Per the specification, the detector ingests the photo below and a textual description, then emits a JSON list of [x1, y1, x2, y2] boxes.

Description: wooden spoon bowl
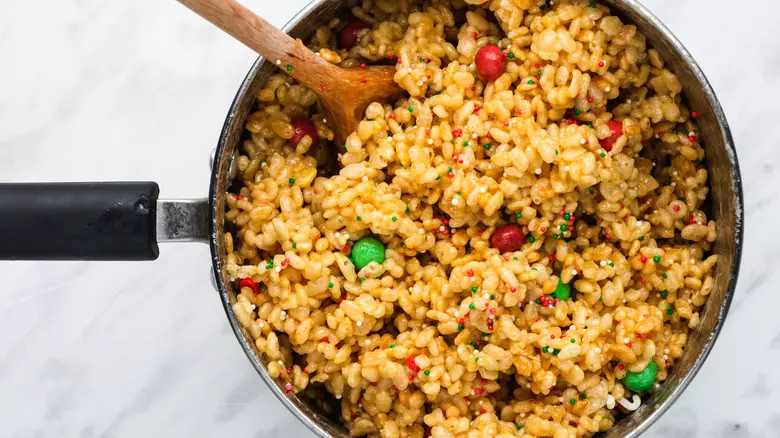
[[177, 0, 403, 143]]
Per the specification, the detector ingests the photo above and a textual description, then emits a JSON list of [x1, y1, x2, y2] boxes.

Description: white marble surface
[[0, 0, 777, 437]]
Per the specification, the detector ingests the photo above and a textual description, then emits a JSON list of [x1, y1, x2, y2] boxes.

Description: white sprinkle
[[558, 397, 563, 402], [487, 164, 493, 169], [454, 311, 460, 317], [606, 395, 616, 409], [295, 225, 300, 231], [336, 394, 342, 399], [581, 139, 587, 145], [663, 355, 668, 360], [453, 198, 460, 205], [473, 350, 479, 355], [365, 339, 371, 345], [623, 338, 630, 343], [600, 260, 607, 266], [428, 139, 433, 144], [571, 269, 577, 275], [344, 233, 350, 239], [439, 226, 446, 231], [484, 294, 490, 300], [481, 187, 487, 193], [275, 266, 281, 272], [617, 394, 642, 411], [688, 299, 692, 304], [652, 162, 656, 166], [419, 229, 424, 234], [664, 349, 669, 354], [569, 325, 575, 330], [251, 304, 256, 310], [356, 321, 362, 327], [605, 87, 611, 92], [280, 311, 286, 320], [535, 168, 542, 175], [315, 52, 321, 57], [690, 259, 696, 264], [362, 176, 368, 182], [335, 232, 341, 238], [594, 347, 602, 353], [671, 182, 676, 187], [636, 221, 642, 227], [323, 118, 327, 123], [472, 133, 478, 139], [276, 59, 281, 65], [564, 165, 570, 171], [258, 322, 265, 328]]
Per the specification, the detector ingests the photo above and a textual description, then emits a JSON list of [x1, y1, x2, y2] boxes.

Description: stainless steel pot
[[0, 0, 742, 436]]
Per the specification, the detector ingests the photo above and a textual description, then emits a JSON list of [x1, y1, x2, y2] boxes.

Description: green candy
[[622, 361, 658, 392], [351, 237, 386, 269], [552, 278, 571, 300]]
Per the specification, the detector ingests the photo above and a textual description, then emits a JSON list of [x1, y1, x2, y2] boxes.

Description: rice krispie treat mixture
[[224, 1, 718, 436]]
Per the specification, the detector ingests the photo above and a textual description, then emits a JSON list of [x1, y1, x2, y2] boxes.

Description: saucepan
[[0, 0, 742, 436]]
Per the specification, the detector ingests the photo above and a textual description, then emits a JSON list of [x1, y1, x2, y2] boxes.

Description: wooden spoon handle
[[177, 0, 336, 90]]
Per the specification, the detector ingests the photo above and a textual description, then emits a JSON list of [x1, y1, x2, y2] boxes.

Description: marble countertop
[[0, 0, 777, 437]]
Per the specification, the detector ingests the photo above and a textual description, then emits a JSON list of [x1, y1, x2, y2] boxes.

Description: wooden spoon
[[177, 0, 403, 143]]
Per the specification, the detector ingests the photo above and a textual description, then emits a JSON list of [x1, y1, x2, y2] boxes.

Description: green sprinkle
[[623, 361, 658, 392], [667, 305, 674, 315], [475, 357, 479, 362], [328, 282, 334, 288], [408, 106, 414, 112], [469, 303, 476, 309], [553, 234, 559, 239], [537, 70, 543, 76], [661, 290, 668, 297], [508, 52, 515, 59], [560, 224, 568, 232], [292, 243, 297, 249], [448, 167, 453, 172], [662, 273, 668, 279], [356, 216, 362, 221], [516, 213, 523, 218], [516, 425, 524, 430], [528, 236, 536, 243], [571, 338, 576, 343], [484, 144, 490, 150], [589, 2, 596, 7], [528, 79, 534, 84], [472, 286, 478, 293], [601, 153, 606, 157], [570, 399, 576, 405], [580, 394, 587, 400], [639, 237, 645, 241], [553, 349, 560, 356], [574, 109, 581, 116], [288, 178, 296, 184], [542, 346, 549, 353], [389, 344, 395, 348], [513, 257, 518, 260], [535, 298, 542, 304], [463, 141, 469, 147], [359, 277, 365, 282], [435, 176, 441, 181], [555, 150, 559, 155], [424, 370, 431, 376], [599, 297, 603, 301], [342, 143, 346, 150], [563, 213, 571, 220], [588, 188, 594, 194], [456, 191, 462, 196], [286, 65, 292, 71], [228, 156, 234, 162], [406, 206, 410, 213], [458, 324, 464, 331], [609, 262, 614, 267], [392, 216, 397, 222], [352, 237, 386, 269], [490, 295, 495, 300], [265, 265, 271, 270], [654, 255, 661, 263]]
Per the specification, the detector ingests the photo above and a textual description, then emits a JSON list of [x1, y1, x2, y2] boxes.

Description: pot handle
[[0, 182, 166, 261]]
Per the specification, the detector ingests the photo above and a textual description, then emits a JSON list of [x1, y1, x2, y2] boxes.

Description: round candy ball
[[339, 21, 371, 50], [290, 117, 318, 146], [491, 225, 525, 253], [622, 361, 658, 393], [552, 278, 571, 301], [475, 45, 506, 81], [600, 119, 623, 152], [352, 237, 386, 270]]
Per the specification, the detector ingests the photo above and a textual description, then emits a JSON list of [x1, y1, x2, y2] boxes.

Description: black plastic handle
[[0, 182, 160, 261]]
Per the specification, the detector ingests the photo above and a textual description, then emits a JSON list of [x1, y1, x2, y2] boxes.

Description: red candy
[[491, 225, 525, 253], [600, 120, 623, 152], [339, 21, 370, 49], [238, 278, 259, 294], [474, 45, 506, 81], [290, 117, 319, 146], [406, 356, 420, 373]]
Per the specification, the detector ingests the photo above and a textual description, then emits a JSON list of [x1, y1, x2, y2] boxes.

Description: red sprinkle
[[360, 63, 366, 69], [587, 97, 594, 103], [480, 409, 486, 415], [673, 205, 680, 212], [343, 247, 349, 253], [467, 269, 474, 277], [406, 356, 420, 373], [389, 113, 396, 119], [474, 45, 506, 81], [691, 111, 698, 118], [510, 286, 517, 292], [640, 256, 648, 263], [598, 61, 605, 67], [474, 388, 484, 395], [605, 233, 611, 240], [371, 382, 377, 386], [321, 85, 327, 91], [473, 32, 478, 38], [618, 364, 625, 370], [235, 195, 243, 201], [361, 77, 367, 83], [452, 128, 463, 138], [238, 278, 260, 294], [689, 215, 696, 224]]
